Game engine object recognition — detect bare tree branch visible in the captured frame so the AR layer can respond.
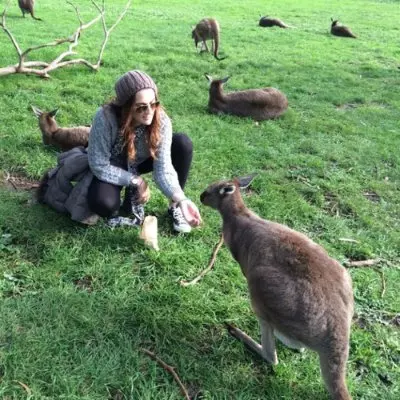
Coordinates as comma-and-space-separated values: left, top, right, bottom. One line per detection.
0, 0, 132, 78
345, 259, 381, 267
91, 0, 132, 69
180, 234, 224, 286
1, 5, 23, 59
140, 348, 191, 400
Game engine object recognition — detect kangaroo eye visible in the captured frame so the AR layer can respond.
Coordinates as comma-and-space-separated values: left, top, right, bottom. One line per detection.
220, 185, 236, 195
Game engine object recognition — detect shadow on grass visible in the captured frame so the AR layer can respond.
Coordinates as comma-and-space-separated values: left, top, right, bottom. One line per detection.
0, 284, 331, 399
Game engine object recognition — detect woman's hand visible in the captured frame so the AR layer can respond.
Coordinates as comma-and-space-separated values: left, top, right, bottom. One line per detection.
131, 176, 150, 204
139, 180, 151, 204
178, 199, 202, 227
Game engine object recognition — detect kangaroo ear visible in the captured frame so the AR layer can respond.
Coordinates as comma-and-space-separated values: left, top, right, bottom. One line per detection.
31, 105, 43, 117
219, 185, 236, 195
205, 73, 213, 83
49, 109, 59, 117
220, 76, 230, 84
237, 173, 257, 189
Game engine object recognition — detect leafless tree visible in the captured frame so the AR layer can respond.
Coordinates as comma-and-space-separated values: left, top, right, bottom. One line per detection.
0, 0, 132, 78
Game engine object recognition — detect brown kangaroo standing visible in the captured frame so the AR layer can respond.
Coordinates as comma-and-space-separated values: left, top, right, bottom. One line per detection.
18, 0, 42, 21
191, 18, 226, 61
200, 174, 354, 400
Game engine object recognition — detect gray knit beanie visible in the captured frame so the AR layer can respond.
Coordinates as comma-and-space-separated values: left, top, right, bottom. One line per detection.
114, 70, 158, 106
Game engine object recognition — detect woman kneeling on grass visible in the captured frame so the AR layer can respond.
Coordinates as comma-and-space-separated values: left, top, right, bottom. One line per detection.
87, 70, 202, 232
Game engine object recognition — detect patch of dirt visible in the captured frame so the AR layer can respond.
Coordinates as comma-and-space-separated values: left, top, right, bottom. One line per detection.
187, 383, 204, 400
353, 310, 400, 328
354, 359, 370, 379
72, 275, 93, 292
244, 187, 260, 196
335, 103, 359, 110
363, 191, 381, 203
353, 315, 369, 329
389, 314, 400, 326
323, 192, 355, 217
0, 172, 39, 191
378, 373, 393, 386
106, 386, 126, 400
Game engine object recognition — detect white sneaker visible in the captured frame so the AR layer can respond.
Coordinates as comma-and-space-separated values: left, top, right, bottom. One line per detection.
168, 205, 192, 233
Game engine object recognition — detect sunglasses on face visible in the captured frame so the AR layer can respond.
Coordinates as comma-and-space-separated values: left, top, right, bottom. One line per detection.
134, 101, 160, 114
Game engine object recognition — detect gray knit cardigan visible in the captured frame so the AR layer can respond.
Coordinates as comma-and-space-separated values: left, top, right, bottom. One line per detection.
87, 105, 185, 201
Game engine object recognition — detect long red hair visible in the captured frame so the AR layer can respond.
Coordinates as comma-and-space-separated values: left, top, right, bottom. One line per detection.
111, 95, 161, 161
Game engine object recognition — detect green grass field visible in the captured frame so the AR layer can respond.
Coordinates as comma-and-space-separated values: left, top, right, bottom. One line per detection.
0, 0, 399, 398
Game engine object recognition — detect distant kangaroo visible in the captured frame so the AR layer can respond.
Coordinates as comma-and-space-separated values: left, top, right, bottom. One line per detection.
205, 74, 288, 121
259, 16, 289, 28
18, 0, 42, 21
31, 106, 90, 151
330, 19, 356, 38
192, 18, 226, 61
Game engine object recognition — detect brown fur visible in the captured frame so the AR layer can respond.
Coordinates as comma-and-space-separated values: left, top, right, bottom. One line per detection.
205, 75, 288, 121
259, 16, 289, 28
331, 19, 356, 38
31, 106, 90, 151
18, 0, 41, 21
192, 18, 225, 61
200, 175, 354, 400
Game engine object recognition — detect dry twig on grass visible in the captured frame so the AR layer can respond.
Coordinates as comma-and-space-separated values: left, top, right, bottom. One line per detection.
180, 233, 224, 287
338, 238, 359, 243
344, 259, 381, 267
5, 171, 18, 191
13, 381, 32, 396
345, 258, 388, 298
0, 0, 132, 78
140, 348, 190, 400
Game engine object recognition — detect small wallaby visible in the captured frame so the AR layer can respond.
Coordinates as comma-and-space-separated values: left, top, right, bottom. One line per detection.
191, 18, 226, 61
18, 0, 42, 21
259, 16, 289, 28
205, 74, 288, 121
330, 19, 356, 38
200, 174, 354, 400
31, 106, 90, 151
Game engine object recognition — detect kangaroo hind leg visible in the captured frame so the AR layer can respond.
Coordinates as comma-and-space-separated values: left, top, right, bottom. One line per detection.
226, 319, 278, 365
319, 347, 351, 400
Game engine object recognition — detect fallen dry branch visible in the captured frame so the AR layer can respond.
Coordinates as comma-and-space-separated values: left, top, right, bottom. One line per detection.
140, 348, 190, 400
345, 259, 381, 267
13, 380, 32, 396
338, 238, 359, 244
375, 268, 386, 298
3, 171, 39, 191
5, 171, 18, 191
180, 233, 224, 287
345, 258, 390, 298
0, 0, 131, 78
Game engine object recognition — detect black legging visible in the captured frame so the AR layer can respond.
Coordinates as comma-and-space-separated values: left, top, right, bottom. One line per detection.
87, 133, 193, 217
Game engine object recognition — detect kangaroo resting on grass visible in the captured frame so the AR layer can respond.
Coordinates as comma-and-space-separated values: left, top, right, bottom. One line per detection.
18, 0, 42, 21
205, 74, 288, 121
259, 16, 289, 28
330, 19, 356, 38
192, 18, 226, 61
31, 106, 90, 151
200, 174, 354, 400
